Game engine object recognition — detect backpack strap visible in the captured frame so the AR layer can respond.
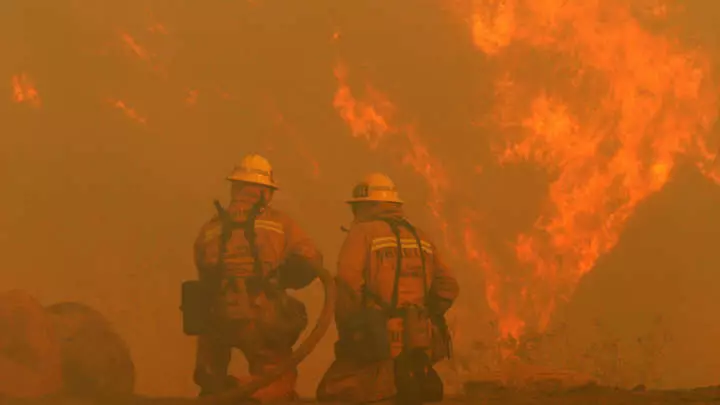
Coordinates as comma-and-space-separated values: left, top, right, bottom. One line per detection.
398, 218, 428, 305
361, 217, 428, 315
213, 200, 233, 273
212, 198, 266, 293
386, 219, 403, 313
386, 218, 428, 312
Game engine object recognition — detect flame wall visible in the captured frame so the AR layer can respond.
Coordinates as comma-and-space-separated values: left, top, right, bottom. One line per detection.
1, 0, 719, 396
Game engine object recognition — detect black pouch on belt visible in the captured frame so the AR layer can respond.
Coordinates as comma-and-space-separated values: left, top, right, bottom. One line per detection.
180, 280, 212, 336
336, 308, 391, 363
403, 305, 432, 350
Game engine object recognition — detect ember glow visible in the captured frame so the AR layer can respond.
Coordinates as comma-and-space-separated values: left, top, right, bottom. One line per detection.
11, 73, 40, 107
110, 99, 147, 124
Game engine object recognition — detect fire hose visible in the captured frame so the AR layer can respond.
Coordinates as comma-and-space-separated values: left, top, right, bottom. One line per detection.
194, 265, 336, 405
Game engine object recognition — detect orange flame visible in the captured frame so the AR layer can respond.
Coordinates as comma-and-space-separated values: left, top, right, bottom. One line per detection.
332, 63, 392, 149
6, 0, 717, 358
332, 62, 450, 227
333, 0, 718, 348
332, 63, 449, 187
470, 0, 717, 339
472, 1, 716, 336
185, 90, 199, 106
120, 32, 150, 61
109, 99, 147, 124
11, 74, 41, 107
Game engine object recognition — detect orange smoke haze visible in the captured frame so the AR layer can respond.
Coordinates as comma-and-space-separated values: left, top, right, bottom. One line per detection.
1, 0, 719, 396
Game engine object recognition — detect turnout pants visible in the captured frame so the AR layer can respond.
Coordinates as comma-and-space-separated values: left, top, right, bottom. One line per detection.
194, 295, 307, 403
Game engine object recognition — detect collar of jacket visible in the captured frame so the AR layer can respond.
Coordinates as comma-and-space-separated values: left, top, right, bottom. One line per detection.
353, 202, 405, 223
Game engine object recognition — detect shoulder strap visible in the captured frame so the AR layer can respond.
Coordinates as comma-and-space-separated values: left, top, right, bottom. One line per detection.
365, 218, 428, 313
376, 219, 403, 311
213, 200, 233, 273
387, 218, 428, 310
242, 208, 264, 280
212, 199, 264, 279
399, 218, 428, 301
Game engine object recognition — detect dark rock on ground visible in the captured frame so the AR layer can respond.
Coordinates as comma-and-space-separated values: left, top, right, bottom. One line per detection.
45, 302, 135, 398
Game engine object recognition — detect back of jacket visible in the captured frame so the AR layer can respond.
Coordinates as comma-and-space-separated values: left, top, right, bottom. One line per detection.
335, 214, 459, 325
194, 201, 323, 310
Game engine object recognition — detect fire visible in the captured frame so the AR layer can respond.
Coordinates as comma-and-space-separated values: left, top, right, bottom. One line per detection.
11, 74, 40, 107
472, 0, 718, 339
185, 90, 199, 106
118, 27, 170, 77
109, 99, 147, 124
5, 0, 718, 359
120, 32, 149, 60
332, 63, 451, 241
332, 63, 392, 149
332, 0, 718, 346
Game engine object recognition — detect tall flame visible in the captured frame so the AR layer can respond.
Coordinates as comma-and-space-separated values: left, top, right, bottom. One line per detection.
331, 0, 719, 345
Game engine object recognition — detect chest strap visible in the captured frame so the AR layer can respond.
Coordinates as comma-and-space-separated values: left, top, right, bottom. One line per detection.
213, 199, 268, 294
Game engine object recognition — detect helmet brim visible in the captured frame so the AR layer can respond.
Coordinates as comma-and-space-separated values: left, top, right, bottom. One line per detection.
346, 197, 403, 204
226, 177, 279, 189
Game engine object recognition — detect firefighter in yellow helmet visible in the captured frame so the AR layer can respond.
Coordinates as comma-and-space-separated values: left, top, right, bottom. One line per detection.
316, 173, 459, 404
189, 154, 323, 403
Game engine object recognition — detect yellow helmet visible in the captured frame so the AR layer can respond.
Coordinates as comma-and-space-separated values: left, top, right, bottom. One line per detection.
346, 172, 403, 204
226, 154, 278, 189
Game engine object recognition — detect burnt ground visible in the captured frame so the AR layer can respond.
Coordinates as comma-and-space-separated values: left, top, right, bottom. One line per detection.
4, 386, 720, 405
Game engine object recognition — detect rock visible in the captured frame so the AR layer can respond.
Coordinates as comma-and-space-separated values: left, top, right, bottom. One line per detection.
0, 290, 63, 398
45, 302, 135, 398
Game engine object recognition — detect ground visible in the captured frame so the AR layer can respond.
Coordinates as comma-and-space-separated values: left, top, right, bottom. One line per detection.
3, 386, 720, 405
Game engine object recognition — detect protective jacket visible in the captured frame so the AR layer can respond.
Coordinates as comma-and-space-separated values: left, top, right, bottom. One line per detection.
317, 203, 459, 403
192, 186, 323, 402
334, 205, 458, 324
194, 192, 322, 296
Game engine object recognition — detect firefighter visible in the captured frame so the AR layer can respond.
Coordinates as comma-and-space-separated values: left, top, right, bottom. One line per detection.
192, 154, 323, 403
316, 173, 459, 404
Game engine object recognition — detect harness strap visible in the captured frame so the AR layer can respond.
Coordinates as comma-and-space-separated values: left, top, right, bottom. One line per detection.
361, 217, 427, 315
399, 218, 428, 306
213, 197, 266, 292
387, 220, 403, 311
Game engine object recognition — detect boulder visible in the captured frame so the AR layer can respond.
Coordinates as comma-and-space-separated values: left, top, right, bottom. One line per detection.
0, 290, 63, 398
45, 302, 135, 398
